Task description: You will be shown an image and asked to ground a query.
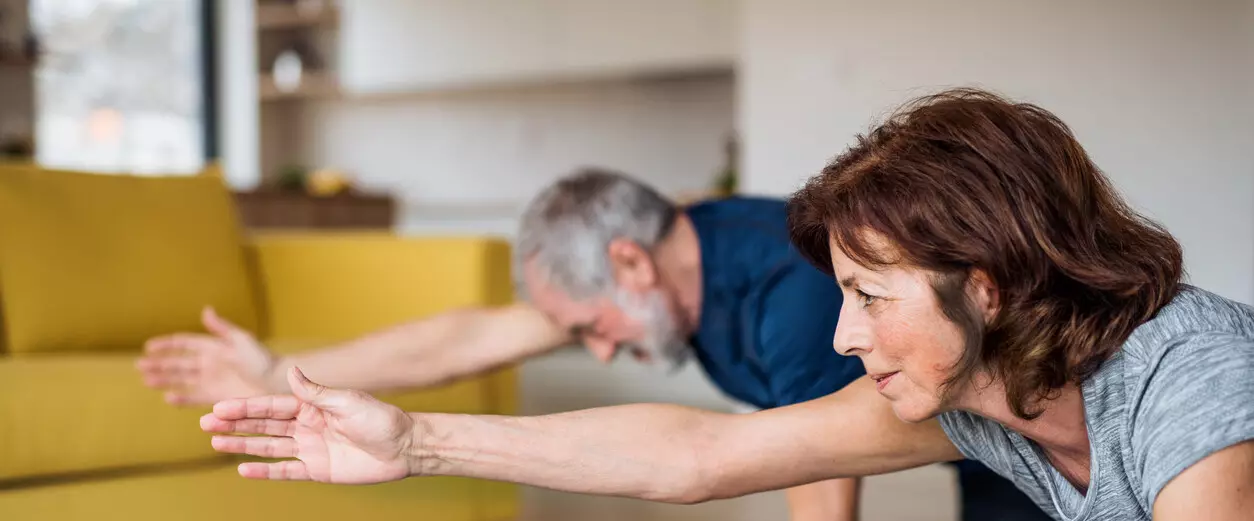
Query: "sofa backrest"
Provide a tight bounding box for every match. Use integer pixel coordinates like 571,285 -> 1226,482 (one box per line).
0,166 -> 261,354
247,234 -> 513,341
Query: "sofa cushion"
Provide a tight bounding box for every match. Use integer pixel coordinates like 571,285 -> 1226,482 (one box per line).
0,346 -> 509,482
0,166 -> 262,354
0,464 -> 505,521
0,355 -> 220,482
0,167 -> 261,354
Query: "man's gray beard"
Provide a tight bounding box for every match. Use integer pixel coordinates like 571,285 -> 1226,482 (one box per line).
614,288 -> 691,374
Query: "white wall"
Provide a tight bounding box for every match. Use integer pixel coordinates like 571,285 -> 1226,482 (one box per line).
339,0 -> 736,95
740,0 -> 1254,305
217,0 -> 260,189
301,73 -> 736,236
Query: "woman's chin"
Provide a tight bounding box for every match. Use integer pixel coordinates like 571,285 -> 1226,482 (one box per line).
889,399 -> 941,424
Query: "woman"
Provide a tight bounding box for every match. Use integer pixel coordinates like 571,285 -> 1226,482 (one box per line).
199,89 -> 1253,521
784,88 -> 1254,519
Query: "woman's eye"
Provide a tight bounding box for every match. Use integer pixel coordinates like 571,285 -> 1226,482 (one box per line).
856,289 -> 879,308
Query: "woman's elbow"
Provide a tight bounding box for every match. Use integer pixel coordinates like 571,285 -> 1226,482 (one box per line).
647,476 -> 714,505
661,443 -> 722,505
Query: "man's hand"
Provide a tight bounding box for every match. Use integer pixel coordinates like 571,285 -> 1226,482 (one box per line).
137,307 -> 275,405
202,367 -> 418,484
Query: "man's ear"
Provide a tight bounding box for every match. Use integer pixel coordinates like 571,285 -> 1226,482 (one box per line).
967,269 -> 1000,322
607,238 -> 656,291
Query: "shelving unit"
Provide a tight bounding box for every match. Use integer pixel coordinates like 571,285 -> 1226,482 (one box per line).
0,54 -> 32,68
0,0 -> 36,161
255,0 -> 341,183
255,2 -> 339,30
258,71 -> 338,101
255,1 -> 340,100
242,1 -> 395,232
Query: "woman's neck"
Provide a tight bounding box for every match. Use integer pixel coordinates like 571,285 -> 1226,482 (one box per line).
956,378 -> 1093,490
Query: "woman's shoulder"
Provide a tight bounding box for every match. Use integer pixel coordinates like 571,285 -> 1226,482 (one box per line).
1117,286 -> 1254,506
1119,285 -> 1254,365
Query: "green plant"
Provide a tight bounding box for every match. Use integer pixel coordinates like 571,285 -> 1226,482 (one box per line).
713,132 -> 738,196
277,164 -> 308,191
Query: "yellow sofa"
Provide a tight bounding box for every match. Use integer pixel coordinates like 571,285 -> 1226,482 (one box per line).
0,167 -> 520,520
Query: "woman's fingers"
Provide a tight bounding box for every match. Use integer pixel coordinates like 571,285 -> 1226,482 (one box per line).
211,435 -> 298,459
238,460 -> 310,481
200,415 -> 296,436
210,395 -> 303,421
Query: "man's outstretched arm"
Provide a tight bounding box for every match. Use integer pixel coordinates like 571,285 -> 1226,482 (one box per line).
204,370 -> 961,503
140,303 -> 570,405
262,303 -> 569,392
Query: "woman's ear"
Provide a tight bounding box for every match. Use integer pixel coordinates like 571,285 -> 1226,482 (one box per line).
607,238 -> 656,291
968,269 -> 1000,322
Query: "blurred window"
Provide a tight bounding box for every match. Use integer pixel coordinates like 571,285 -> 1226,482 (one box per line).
30,0 -> 213,174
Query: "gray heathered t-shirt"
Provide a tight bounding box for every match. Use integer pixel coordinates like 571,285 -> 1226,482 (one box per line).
938,286 -> 1254,521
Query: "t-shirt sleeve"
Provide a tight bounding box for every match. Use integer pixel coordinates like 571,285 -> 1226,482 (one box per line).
755,264 -> 865,407
1132,331 -> 1254,507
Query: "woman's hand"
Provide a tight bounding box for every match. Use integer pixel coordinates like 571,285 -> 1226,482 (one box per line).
201,367 -> 420,484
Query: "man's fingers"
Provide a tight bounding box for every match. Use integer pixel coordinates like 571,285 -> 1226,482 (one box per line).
142,336 -> 182,356
165,391 -> 193,406
153,355 -> 200,376
143,333 -> 219,356
210,395 -> 302,421
203,306 -> 254,344
138,358 -> 198,388
211,435 -> 298,459
238,461 -> 309,481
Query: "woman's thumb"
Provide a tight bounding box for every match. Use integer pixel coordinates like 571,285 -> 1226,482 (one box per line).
288,367 -> 354,411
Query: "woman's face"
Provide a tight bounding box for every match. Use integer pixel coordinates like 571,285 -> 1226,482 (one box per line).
827,234 -> 980,423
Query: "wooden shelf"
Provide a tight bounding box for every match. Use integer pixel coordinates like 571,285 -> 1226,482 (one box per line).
256,3 -> 339,31
0,54 -> 34,68
234,189 -> 395,230
259,71 -> 339,101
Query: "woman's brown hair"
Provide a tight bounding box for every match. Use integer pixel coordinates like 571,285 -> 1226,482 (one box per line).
787,88 -> 1183,419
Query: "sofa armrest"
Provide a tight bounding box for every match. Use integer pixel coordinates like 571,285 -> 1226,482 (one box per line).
246,233 -> 513,341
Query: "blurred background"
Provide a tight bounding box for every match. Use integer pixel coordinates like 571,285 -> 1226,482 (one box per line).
0,1 -> 1250,520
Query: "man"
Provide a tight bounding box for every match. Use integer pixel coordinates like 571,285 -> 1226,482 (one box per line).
141,168 -> 1044,520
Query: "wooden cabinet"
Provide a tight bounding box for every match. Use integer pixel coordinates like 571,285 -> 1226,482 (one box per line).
338,0 -> 735,95
233,190 -> 395,230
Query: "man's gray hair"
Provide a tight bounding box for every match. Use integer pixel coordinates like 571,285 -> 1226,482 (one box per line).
514,167 -> 678,300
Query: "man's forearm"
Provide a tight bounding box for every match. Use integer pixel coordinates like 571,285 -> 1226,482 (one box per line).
265,305 -> 567,394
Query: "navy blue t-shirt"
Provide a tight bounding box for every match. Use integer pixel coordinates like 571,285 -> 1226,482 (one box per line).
686,196 -> 863,409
